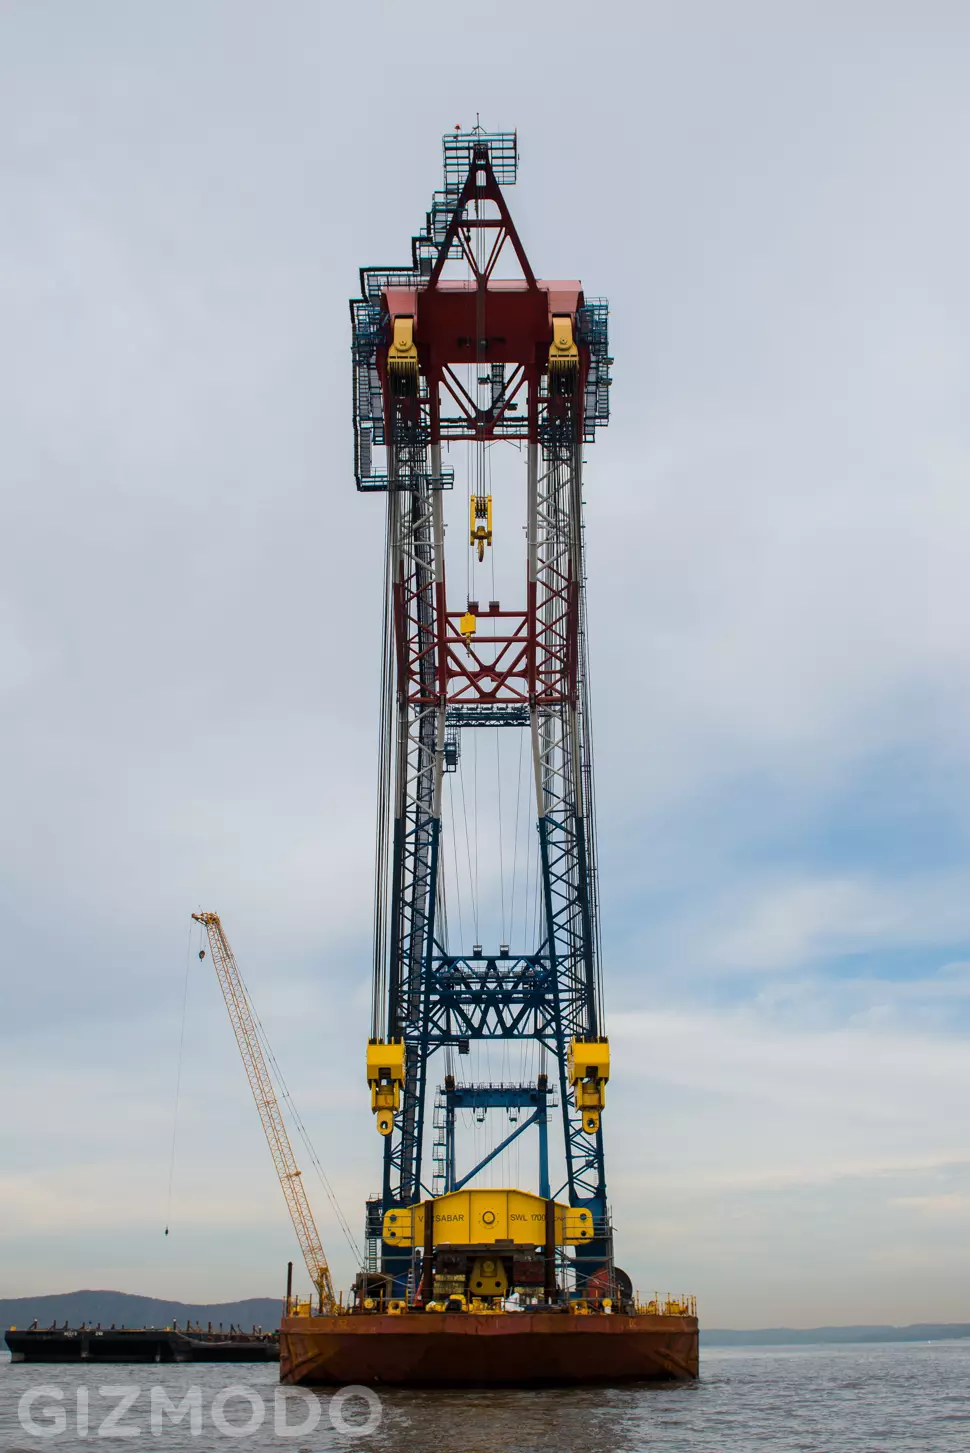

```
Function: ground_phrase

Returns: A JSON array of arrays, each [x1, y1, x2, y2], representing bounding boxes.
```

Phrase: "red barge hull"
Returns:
[[280, 1311, 698, 1386]]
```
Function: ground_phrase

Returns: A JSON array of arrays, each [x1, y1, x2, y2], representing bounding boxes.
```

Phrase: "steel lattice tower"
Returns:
[[351, 130, 614, 1296]]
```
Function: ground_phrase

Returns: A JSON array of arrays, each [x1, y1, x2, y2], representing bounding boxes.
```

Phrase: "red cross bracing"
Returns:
[[362, 135, 610, 712]]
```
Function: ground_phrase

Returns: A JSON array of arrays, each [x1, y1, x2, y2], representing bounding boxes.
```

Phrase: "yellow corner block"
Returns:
[[367, 1039, 405, 1136], [382, 1203, 422, 1248], [562, 1207, 596, 1243]]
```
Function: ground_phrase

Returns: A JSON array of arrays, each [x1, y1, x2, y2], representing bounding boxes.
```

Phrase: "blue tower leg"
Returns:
[[538, 1097, 550, 1201]]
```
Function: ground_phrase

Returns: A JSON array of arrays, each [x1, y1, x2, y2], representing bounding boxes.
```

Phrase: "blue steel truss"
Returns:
[[382, 941, 610, 1282], [577, 300, 612, 440], [443, 129, 518, 187], [384, 506, 441, 1219], [432, 1082, 553, 1200]]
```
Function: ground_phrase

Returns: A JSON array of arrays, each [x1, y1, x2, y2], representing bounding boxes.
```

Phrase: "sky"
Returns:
[[3, 0, 970, 1329]]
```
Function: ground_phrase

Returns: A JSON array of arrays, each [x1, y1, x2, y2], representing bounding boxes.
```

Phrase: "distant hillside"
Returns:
[[5, 1296, 969, 1346], [702, 1324, 970, 1347], [1, 1291, 282, 1331]]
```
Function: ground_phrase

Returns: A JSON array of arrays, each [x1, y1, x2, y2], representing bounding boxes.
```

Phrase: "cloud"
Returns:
[[610, 1006, 970, 1156], [690, 872, 970, 975], [3, 0, 970, 1325], [890, 1194, 970, 1217], [604, 1006, 970, 1323]]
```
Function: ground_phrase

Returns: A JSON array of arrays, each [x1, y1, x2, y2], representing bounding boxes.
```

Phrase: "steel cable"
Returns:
[[163, 921, 195, 1236]]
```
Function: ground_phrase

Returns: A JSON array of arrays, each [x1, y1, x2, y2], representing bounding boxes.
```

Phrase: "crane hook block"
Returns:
[[567, 1036, 610, 1135], [367, 1038, 406, 1136], [469, 494, 493, 561], [387, 316, 418, 397]]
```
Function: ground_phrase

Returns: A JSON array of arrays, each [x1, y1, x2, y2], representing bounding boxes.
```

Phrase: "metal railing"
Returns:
[[635, 1293, 698, 1318]]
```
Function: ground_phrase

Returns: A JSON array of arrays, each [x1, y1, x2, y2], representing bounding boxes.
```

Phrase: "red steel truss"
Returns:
[[381, 142, 588, 709]]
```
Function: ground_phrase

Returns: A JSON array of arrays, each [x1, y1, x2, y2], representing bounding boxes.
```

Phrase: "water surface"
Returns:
[[3, 1341, 969, 1450]]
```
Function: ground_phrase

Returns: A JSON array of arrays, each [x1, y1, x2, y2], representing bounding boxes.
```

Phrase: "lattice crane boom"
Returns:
[[192, 911, 336, 1313]]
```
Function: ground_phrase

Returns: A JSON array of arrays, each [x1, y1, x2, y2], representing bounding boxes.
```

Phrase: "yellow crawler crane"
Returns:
[[192, 911, 336, 1315]]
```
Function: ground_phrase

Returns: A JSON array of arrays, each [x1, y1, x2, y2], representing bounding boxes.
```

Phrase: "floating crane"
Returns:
[[273, 125, 696, 1386], [191, 911, 336, 1314], [353, 128, 614, 1298]]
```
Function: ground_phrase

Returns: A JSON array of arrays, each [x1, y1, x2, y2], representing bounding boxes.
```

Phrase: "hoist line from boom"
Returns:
[[191, 919, 361, 1261], [234, 960, 364, 1268], [164, 920, 195, 1237]]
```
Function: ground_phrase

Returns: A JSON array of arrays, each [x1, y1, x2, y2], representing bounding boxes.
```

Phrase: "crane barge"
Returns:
[[279, 127, 698, 1384]]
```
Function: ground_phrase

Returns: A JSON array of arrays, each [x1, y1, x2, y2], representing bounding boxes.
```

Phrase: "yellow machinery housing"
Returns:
[[568, 1037, 610, 1134], [367, 1039, 406, 1136], [387, 316, 418, 394], [548, 314, 579, 379], [382, 1188, 595, 1248], [469, 1256, 508, 1298]]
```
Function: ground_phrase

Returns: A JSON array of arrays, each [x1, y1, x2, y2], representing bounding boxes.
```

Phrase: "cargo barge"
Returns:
[[5, 1326, 279, 1364]]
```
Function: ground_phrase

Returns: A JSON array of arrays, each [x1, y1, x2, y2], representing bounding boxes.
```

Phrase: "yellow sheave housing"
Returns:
[[568, 1037, 610, 1134], [382, 1189, 595, 1247], [548, 314, 579, 375], [366, 1038, 405, 1136], [387, 316, 418, 393]]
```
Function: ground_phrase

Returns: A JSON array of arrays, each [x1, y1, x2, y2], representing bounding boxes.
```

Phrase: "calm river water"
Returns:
[[2, 1341, 969, 1451]]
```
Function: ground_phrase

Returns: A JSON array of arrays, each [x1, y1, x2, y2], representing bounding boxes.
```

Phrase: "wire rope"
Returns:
[[446, 776, 466, 952], [577, 526, 607, 1022], [164, 921, 194, 1236], [522, 786, 533, 960], [472, 731, 479, 935], [508, 728, 524, 946], [238, 963, 364, 1267], [457, 753, 478, 943], [437, 839, 449, 953], [370, 492, 395, 1040], [495, 728, 506, 945], [533, 864, 542, 956], [489, 440, 496, 605]]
